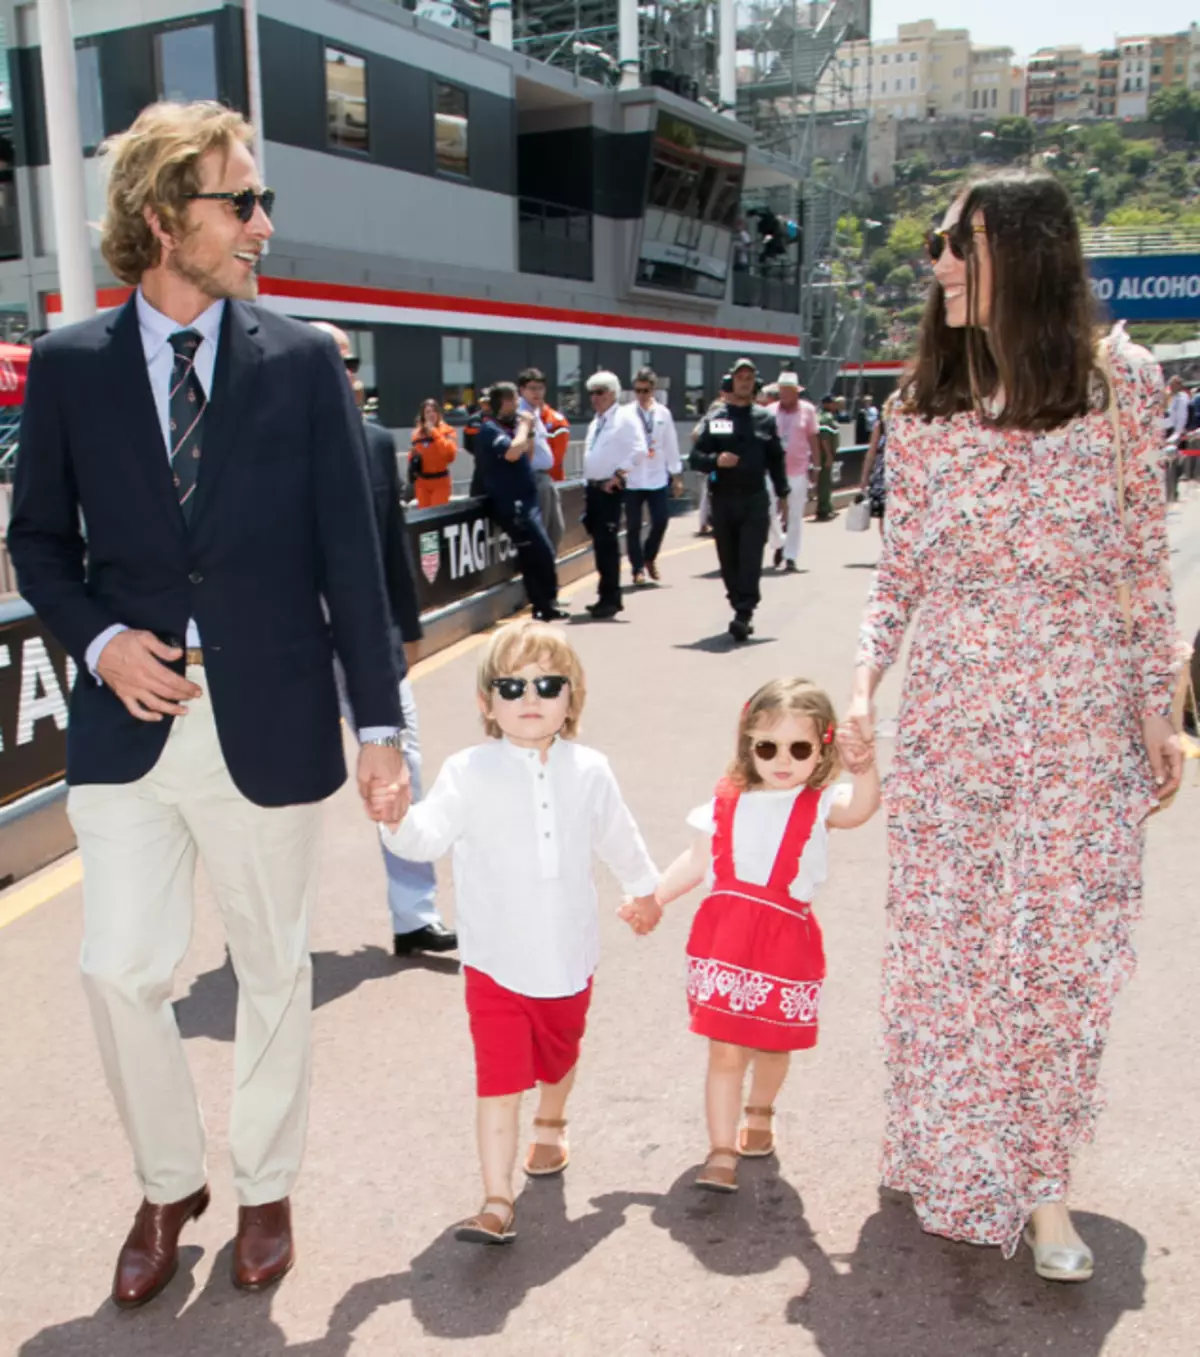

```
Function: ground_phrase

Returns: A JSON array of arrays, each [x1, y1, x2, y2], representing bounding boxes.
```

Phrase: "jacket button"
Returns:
[[189, 571, 204, 584]]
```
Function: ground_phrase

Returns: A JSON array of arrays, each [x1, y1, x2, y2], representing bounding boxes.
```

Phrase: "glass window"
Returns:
[[685, 353, 705, 416], [910, 52, 918, 63], [630, 349, 651, 382], [326, 48, 368, 153], [435, 83, 469, 177], [880, 54, 888, 65], [345, 328, 376, 395], [156, 23, 218, 103], [556, 343, 582, 417], [75, 43, 104, 152], [442, 334, 473, 410]]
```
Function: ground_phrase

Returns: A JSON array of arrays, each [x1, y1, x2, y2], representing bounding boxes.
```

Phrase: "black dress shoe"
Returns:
[[534, 607, 570, 621], [587, 602, 624, 619], [394, 922, 458, 956], [729, 615, 751, 643]]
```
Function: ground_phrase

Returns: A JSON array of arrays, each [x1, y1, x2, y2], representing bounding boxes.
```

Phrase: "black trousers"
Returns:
[[625, 487, 670, 573], [498, 502, 558, 614], [585, 482, 625, 606], [710, 490, 770, 617]]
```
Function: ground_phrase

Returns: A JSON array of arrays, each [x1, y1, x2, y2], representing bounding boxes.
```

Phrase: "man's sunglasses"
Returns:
[[187, 188, 276, 223], [926, 222, 986, 263], [753, 739, 816, 763], [634, 385, 654, 395], [490, 675, 570, 701], [343, 356, 361, 374]]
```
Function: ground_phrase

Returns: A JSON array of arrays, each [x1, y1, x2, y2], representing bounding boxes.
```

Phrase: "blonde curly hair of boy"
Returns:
[[477, 621, 587, 740], [726, 678, 841, 792]]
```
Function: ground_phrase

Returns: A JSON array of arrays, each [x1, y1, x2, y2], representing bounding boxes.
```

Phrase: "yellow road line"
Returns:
[[0, 856, 82, 931], [0, 534, 714, 927]]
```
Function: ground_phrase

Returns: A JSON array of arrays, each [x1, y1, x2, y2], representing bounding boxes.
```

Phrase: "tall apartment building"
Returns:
[[1026, 45, 1087, 123], [830, 20, 1018, 122], [1116, 29, 1197, 117]]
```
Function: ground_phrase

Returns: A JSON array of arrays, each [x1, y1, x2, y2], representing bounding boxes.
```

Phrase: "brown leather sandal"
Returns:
[[738, 1104, 776, 1158], [524, 1117, 569, 1176], [695, 1148, 739, 1193], [454, 1197, 517, 1245]]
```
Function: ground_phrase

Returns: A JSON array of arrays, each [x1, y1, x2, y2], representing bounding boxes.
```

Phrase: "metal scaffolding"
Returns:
[[504, 0, 869, 387]]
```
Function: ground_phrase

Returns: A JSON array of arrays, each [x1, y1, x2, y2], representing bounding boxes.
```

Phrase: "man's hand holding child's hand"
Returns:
[[369, 782, 408, 832], [618, 893, 662, 936]]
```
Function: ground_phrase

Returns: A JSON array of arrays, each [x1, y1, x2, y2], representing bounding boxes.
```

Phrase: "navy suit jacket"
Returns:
[[474, 417, 537, 519], [6, 296, 401, 807], [361, 419, 423, 665]]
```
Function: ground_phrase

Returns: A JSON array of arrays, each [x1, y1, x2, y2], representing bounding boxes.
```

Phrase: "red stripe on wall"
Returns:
[[46, 278, 799, 349]]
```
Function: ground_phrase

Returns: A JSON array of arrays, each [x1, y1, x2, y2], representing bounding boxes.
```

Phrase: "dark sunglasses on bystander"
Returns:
[[343, 356, 361, 374], [187, 187, 276, 223], [490, 675, 570, 701], [753, 739, 815, 763]]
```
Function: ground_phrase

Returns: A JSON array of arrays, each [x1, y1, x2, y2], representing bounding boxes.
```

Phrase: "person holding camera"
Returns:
[[408, 398, 457, 508]]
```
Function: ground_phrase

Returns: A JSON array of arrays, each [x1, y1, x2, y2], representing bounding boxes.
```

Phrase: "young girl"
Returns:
[[630, 678, 880, 1193], [376, 620, 659, 1245]]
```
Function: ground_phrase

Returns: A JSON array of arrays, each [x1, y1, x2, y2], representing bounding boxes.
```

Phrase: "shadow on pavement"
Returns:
[[841, 562, 878, 571], [19, 1180, 652, 1355], [784, 1189, 1146, 1357], [175, 947, 438, 1043], [674, 634, 776, 653]]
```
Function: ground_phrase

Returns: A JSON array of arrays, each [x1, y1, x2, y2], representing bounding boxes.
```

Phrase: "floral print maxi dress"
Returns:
[[856, 330, 1178, 1256]]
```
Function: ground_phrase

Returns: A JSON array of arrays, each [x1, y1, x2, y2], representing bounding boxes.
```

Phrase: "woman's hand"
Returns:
[[838, 692, 876, 766], [1142, 713, 1183, 800]]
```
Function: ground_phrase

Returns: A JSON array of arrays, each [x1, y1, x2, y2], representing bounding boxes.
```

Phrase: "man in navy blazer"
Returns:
[[6, 103, 409, 1305]]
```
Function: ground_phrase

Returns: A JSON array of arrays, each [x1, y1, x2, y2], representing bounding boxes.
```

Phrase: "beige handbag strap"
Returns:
[[1097, 341, 1134, 638]]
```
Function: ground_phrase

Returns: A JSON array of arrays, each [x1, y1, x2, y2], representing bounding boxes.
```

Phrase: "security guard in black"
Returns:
[[689, 359, 789, 639]]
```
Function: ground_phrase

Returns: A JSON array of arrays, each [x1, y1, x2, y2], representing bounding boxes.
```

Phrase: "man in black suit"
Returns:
[[6, 104, 409, 1306], [310, 322, 457, 958]]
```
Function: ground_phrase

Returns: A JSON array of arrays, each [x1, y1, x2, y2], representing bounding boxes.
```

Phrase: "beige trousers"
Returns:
[[67, 668, 322, 1206]]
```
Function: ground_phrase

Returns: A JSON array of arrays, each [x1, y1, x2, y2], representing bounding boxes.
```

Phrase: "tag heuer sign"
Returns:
[[419, 530, 441, 584]]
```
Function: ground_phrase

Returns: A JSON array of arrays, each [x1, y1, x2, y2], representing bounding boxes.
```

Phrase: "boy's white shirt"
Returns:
[[381, 737, 658, 998]]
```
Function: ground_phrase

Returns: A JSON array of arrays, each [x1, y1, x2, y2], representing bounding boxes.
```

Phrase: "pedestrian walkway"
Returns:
[[2, 503, 1199, 1356]]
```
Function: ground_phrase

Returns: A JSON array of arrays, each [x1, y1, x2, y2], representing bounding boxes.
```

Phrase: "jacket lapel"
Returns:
[[104, 295, 182, 530], [189, 300, 263, 530]]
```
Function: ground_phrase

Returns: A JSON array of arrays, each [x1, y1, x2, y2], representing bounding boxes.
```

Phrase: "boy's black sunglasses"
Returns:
[[490, 676, 570, 701], [187, 188, 276, 223]]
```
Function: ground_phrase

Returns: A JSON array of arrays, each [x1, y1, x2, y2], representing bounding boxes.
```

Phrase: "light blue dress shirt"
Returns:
[[518, 396, 554, 472], [85, 291, 225, 674]]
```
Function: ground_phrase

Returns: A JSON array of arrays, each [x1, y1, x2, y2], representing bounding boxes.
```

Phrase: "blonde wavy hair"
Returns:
[[477, 621, 587, 740], [99, 102, 254, 284], [726, 677, 841, 792]]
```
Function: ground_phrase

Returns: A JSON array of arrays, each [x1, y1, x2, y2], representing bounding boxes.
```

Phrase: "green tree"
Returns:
[[885, 265, 917, 300], [991, 116, 1035, 161], [867, 246, 897, 284], [888, 215, 928, 261], [1149, 87, 1200, 143]]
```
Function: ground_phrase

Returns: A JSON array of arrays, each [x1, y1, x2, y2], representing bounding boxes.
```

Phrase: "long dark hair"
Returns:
[[907, 170, 1102, 432]]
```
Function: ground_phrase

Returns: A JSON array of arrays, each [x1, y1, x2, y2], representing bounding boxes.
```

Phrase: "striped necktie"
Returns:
[[168, 329, 206, 520]]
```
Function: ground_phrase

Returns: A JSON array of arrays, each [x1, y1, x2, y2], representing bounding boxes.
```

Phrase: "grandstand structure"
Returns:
[[506, 0, 872, 391]]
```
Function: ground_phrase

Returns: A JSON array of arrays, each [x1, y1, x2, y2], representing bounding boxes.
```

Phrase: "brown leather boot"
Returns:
[[112, 1185, 210, 1309], [232, 1198, 294, 1291]]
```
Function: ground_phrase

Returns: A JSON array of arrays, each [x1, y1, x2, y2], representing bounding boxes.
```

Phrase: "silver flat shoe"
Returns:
[[1023, 1227, 1094, 1283]]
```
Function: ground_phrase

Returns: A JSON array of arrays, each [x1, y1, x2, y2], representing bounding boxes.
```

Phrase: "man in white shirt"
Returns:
[[582, 371, 647, 618], [518, 366, 565, 551], [625, 366, 683, 586], [769, 373, 821, 573]]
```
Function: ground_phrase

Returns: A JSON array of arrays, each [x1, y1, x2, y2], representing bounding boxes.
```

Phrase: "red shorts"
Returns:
[[464, 966, 593, 1097]]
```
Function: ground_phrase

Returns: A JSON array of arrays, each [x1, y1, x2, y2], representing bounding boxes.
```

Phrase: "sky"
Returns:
[[869, 1, 1198, 63]]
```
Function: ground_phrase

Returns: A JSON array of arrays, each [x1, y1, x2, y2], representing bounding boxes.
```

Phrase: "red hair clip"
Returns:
[[823, 724, 835, 746]]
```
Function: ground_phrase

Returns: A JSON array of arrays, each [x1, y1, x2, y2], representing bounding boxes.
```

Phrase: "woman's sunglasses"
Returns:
[[753, 739, 815, 763], [926, 222, 987, 263], [490, 676, 570, 701], [187, 187, 277, 223]]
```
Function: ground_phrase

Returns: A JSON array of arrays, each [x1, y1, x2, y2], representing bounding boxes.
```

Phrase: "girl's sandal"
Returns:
[[524, 1117, 569, 1177], [738, 1104, 776, 1158], [454, 1197, 517, 1245], [695, 1148, 739, 1193]]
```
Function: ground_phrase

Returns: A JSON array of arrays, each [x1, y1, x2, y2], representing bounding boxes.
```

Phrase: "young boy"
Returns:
[[376, 620, 659, 1244]]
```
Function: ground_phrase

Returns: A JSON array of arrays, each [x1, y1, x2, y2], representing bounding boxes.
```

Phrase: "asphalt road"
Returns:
[[2, 495, 1198, 1357]]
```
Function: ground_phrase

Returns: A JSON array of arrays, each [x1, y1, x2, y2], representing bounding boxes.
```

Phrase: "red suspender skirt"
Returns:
[[685, 786, 826, 1051]]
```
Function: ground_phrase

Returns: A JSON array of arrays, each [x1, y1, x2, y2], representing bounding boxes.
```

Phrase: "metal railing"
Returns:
[[1081, 225, 1200, 258], [518, 197, 594, 282]]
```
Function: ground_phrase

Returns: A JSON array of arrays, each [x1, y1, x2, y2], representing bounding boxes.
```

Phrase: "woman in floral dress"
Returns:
[[840, 171, 1183, 1281]]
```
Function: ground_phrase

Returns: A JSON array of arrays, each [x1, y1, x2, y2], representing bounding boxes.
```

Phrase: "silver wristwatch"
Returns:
[[363, 732, 406, 753]]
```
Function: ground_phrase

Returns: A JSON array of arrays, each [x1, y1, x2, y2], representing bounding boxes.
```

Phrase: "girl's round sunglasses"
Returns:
[[490, 676, 570, 701], [186, 187, 276, 223], [753, 739, 815, 763], [926, 222, 987, 263]]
